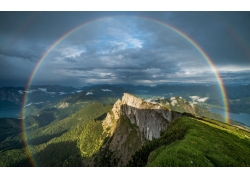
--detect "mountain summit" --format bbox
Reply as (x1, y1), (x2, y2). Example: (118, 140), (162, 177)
(103, 93), (182, 141)
(98, 93), (182, 166)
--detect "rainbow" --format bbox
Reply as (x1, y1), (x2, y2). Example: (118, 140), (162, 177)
(21, 16), (230, 166)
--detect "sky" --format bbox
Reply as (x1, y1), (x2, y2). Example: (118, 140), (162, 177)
(0, 11), (250, 87)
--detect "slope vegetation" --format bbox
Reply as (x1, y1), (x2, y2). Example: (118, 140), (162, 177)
(129, 115), (250, 167)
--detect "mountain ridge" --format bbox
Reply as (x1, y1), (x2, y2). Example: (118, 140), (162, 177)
(103, 93), (182, 141)
(94, 93), (183, 166)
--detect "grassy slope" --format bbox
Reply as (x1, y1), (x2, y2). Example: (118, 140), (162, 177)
(0, 148), (29, 167)
(26, 103), (112, 144)
(147, 116), (250, 167)
(0, 118), (23, 151)
(29, 102), (112, 166)
(32, 119), (106, 167)
(0, 102), (112, 167)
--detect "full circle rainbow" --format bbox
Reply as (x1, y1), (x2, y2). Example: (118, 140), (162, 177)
(21, 16), (230, 166)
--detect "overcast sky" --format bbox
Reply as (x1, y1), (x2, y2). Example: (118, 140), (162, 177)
(0, 11), (250, 87)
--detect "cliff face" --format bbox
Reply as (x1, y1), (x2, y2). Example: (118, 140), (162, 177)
(121, 93), (182, 140)
(99, 93), (182, 166)
(102, 99), (122, 135)
(103, 93), (182, 141)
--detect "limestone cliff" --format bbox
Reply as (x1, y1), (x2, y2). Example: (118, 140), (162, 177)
(99, 93), (182, 166)
(103, 93), (182, 141)
(102, 99), (122, 135)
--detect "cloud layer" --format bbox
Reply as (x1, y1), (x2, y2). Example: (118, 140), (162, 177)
(1, 12), (250, 87)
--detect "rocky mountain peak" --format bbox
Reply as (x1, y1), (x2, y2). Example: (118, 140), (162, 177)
(122, 93), (162, 110)
(122, 93), (143, 108)
(103, 93), (182, 141)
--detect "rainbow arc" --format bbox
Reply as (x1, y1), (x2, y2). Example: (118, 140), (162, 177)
(20, 16), (229, 166)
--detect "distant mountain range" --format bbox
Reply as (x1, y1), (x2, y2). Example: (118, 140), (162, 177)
(0, 85), (79, 109)
(1, 83), (250, 114)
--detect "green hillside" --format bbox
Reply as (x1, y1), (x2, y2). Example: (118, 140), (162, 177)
(0, 118), (23, 152)
(31, 119), (106, 167)
(129, 115), (250, 167)
(0, 102), (112, 166)
(26, 103), (112, 145)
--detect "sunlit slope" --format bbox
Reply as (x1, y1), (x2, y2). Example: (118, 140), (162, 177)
(146, 116), (250, 167)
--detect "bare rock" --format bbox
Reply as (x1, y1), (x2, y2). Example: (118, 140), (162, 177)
(103, 93), (182, 141)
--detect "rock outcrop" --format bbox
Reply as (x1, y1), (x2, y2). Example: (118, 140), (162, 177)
(103, 93), (182, 141)
(58, 102), (69, 108)
(99, 93), (182, 166)
(102, 99), (122, 135)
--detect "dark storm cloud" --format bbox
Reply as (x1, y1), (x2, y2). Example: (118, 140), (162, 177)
(59, 46), (183, 78)
(0, 45), (45, 62)
(130, 12), (250, 68)
(0, 54), (35, 87)
(220, 71), (250, 79)
(0, 12), (92, 39)
(0, 12), (250, 87)
(161, 12), (250, 67)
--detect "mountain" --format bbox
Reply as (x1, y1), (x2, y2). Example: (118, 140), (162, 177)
(93, 93), (250, 166)
(1, 92), (250, 167)
(0, 85), (79, 110)
(2, 83), (250, 116)
(0, 87), (23, 109)
(94, 93), (182, 166)
(150, 96), (225, 122)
